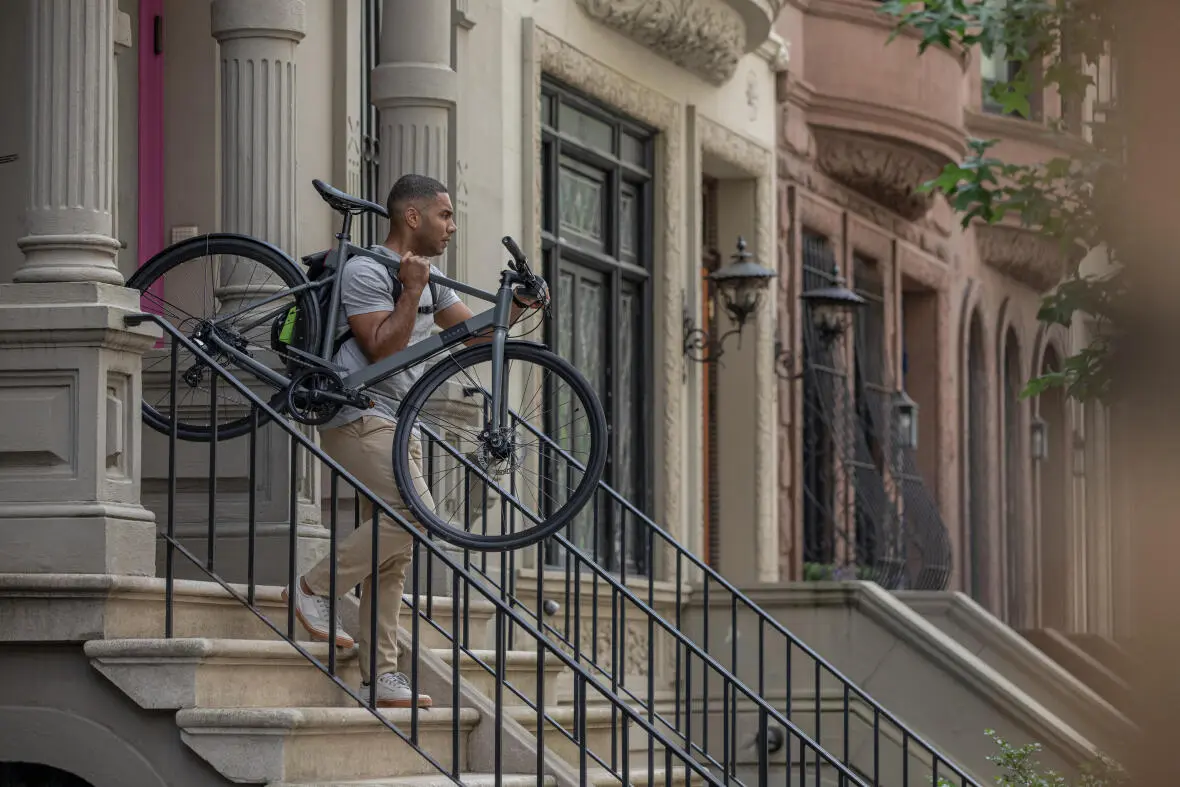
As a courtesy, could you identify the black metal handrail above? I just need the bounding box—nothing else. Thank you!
[424,389,984,786]
[414,418,868,784]
[134,312,868,786]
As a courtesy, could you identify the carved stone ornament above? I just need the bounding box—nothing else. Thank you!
[975,224,1073,292]
[812,128,952,222]
[574,0,747,85]
[778,149,952,263]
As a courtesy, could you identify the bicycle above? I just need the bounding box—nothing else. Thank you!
[127,178,609,551]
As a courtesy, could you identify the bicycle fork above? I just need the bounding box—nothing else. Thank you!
[488,280,515,435]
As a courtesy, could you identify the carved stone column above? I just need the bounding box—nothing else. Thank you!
[155,0,328,587]
[211,0,303,314]
[14,0,124,286]
[0,0,160,576]
[367,0,465,597]
[372,0,457,241]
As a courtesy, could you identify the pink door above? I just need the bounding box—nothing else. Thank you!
[139,0,165,313]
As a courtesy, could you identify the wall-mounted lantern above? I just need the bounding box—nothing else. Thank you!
[1072,430,1086,477]
[894,390,919,450]
[1030,415,1049,462]
[683,236,777,366]
[800,263,866,343]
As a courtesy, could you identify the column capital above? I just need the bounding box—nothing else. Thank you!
[211,0,306,43]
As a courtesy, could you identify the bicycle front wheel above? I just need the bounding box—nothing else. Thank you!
[391,341,608,551]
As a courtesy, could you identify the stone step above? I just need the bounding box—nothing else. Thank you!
[85,636,568,713]
[586,766,693,786]
[84,638,362,709]
[504,704,668,768]
[76,575,494,645]
[432,648,566,706]
[271,776,554,787]
[177,706,480,783]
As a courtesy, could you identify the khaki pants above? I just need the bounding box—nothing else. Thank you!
[304,416,434,682]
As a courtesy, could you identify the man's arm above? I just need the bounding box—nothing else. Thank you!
[349,284,424,362]
[345,253,433,363]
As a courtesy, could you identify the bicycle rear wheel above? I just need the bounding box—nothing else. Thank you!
[391,341,608,551]
[127,233,322,441]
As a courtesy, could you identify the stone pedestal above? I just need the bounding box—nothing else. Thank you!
[0,0,160,577]
[0,283,160,575]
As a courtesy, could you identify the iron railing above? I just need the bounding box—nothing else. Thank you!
[413,394,981,785]
[133,312,868,787]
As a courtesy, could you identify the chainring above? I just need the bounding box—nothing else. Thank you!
[285,368,345,426]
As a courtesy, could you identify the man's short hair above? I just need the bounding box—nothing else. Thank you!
[386,174,449,223]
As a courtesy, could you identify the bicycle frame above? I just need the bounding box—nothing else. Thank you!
[203,211,534,433]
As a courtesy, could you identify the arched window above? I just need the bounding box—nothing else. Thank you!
[965,311,989,605]
[1039,345,1069,629]
[1002,328,1025,625]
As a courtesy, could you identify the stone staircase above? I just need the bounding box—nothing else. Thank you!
[79,576,689,786]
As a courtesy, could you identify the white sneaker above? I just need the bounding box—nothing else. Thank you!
[361,671,433,709]
[281,578,355,649]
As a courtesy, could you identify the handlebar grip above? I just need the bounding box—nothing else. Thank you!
[502,236,527,266]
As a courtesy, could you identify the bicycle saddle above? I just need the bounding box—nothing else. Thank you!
[312,179,389,218]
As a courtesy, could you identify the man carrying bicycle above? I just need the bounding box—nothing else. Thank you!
[284,173,538,708]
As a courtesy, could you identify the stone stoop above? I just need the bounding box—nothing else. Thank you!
[69,576,691,787]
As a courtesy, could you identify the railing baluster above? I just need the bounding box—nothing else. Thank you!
[577,673,588,787]
[426,437,435,619]
[610,584,619,773]
[703,576,710,758]
[247,406,258,605]
[452,568,461,780]
[873,707,880,786]
[165,336,179,639]
[758,707,770,787]
[369,505,379,709]
[495,605,506,787]
[328,470,339,676]
[903,731,909,787]
[463,466,472,649]
[722,677,731,785]
[647,522,655,782]
[674,552,682,732]
[536,597,545,785]
[411,539,421,745]
[208,373,218,572]
[815,661,822,786]
[287,435,298,640]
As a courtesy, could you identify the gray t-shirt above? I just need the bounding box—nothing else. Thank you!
[320,246,460,430]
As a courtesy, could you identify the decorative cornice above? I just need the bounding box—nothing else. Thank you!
[812,128,952,222]
[757,31,791,71]
[573,0,748,85]
[778,147,953,262]
[975,223,1077,292]
[964,109,1091,157]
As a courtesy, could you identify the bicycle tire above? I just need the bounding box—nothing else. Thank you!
[391,340,609,551]
[127,232,322,442]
